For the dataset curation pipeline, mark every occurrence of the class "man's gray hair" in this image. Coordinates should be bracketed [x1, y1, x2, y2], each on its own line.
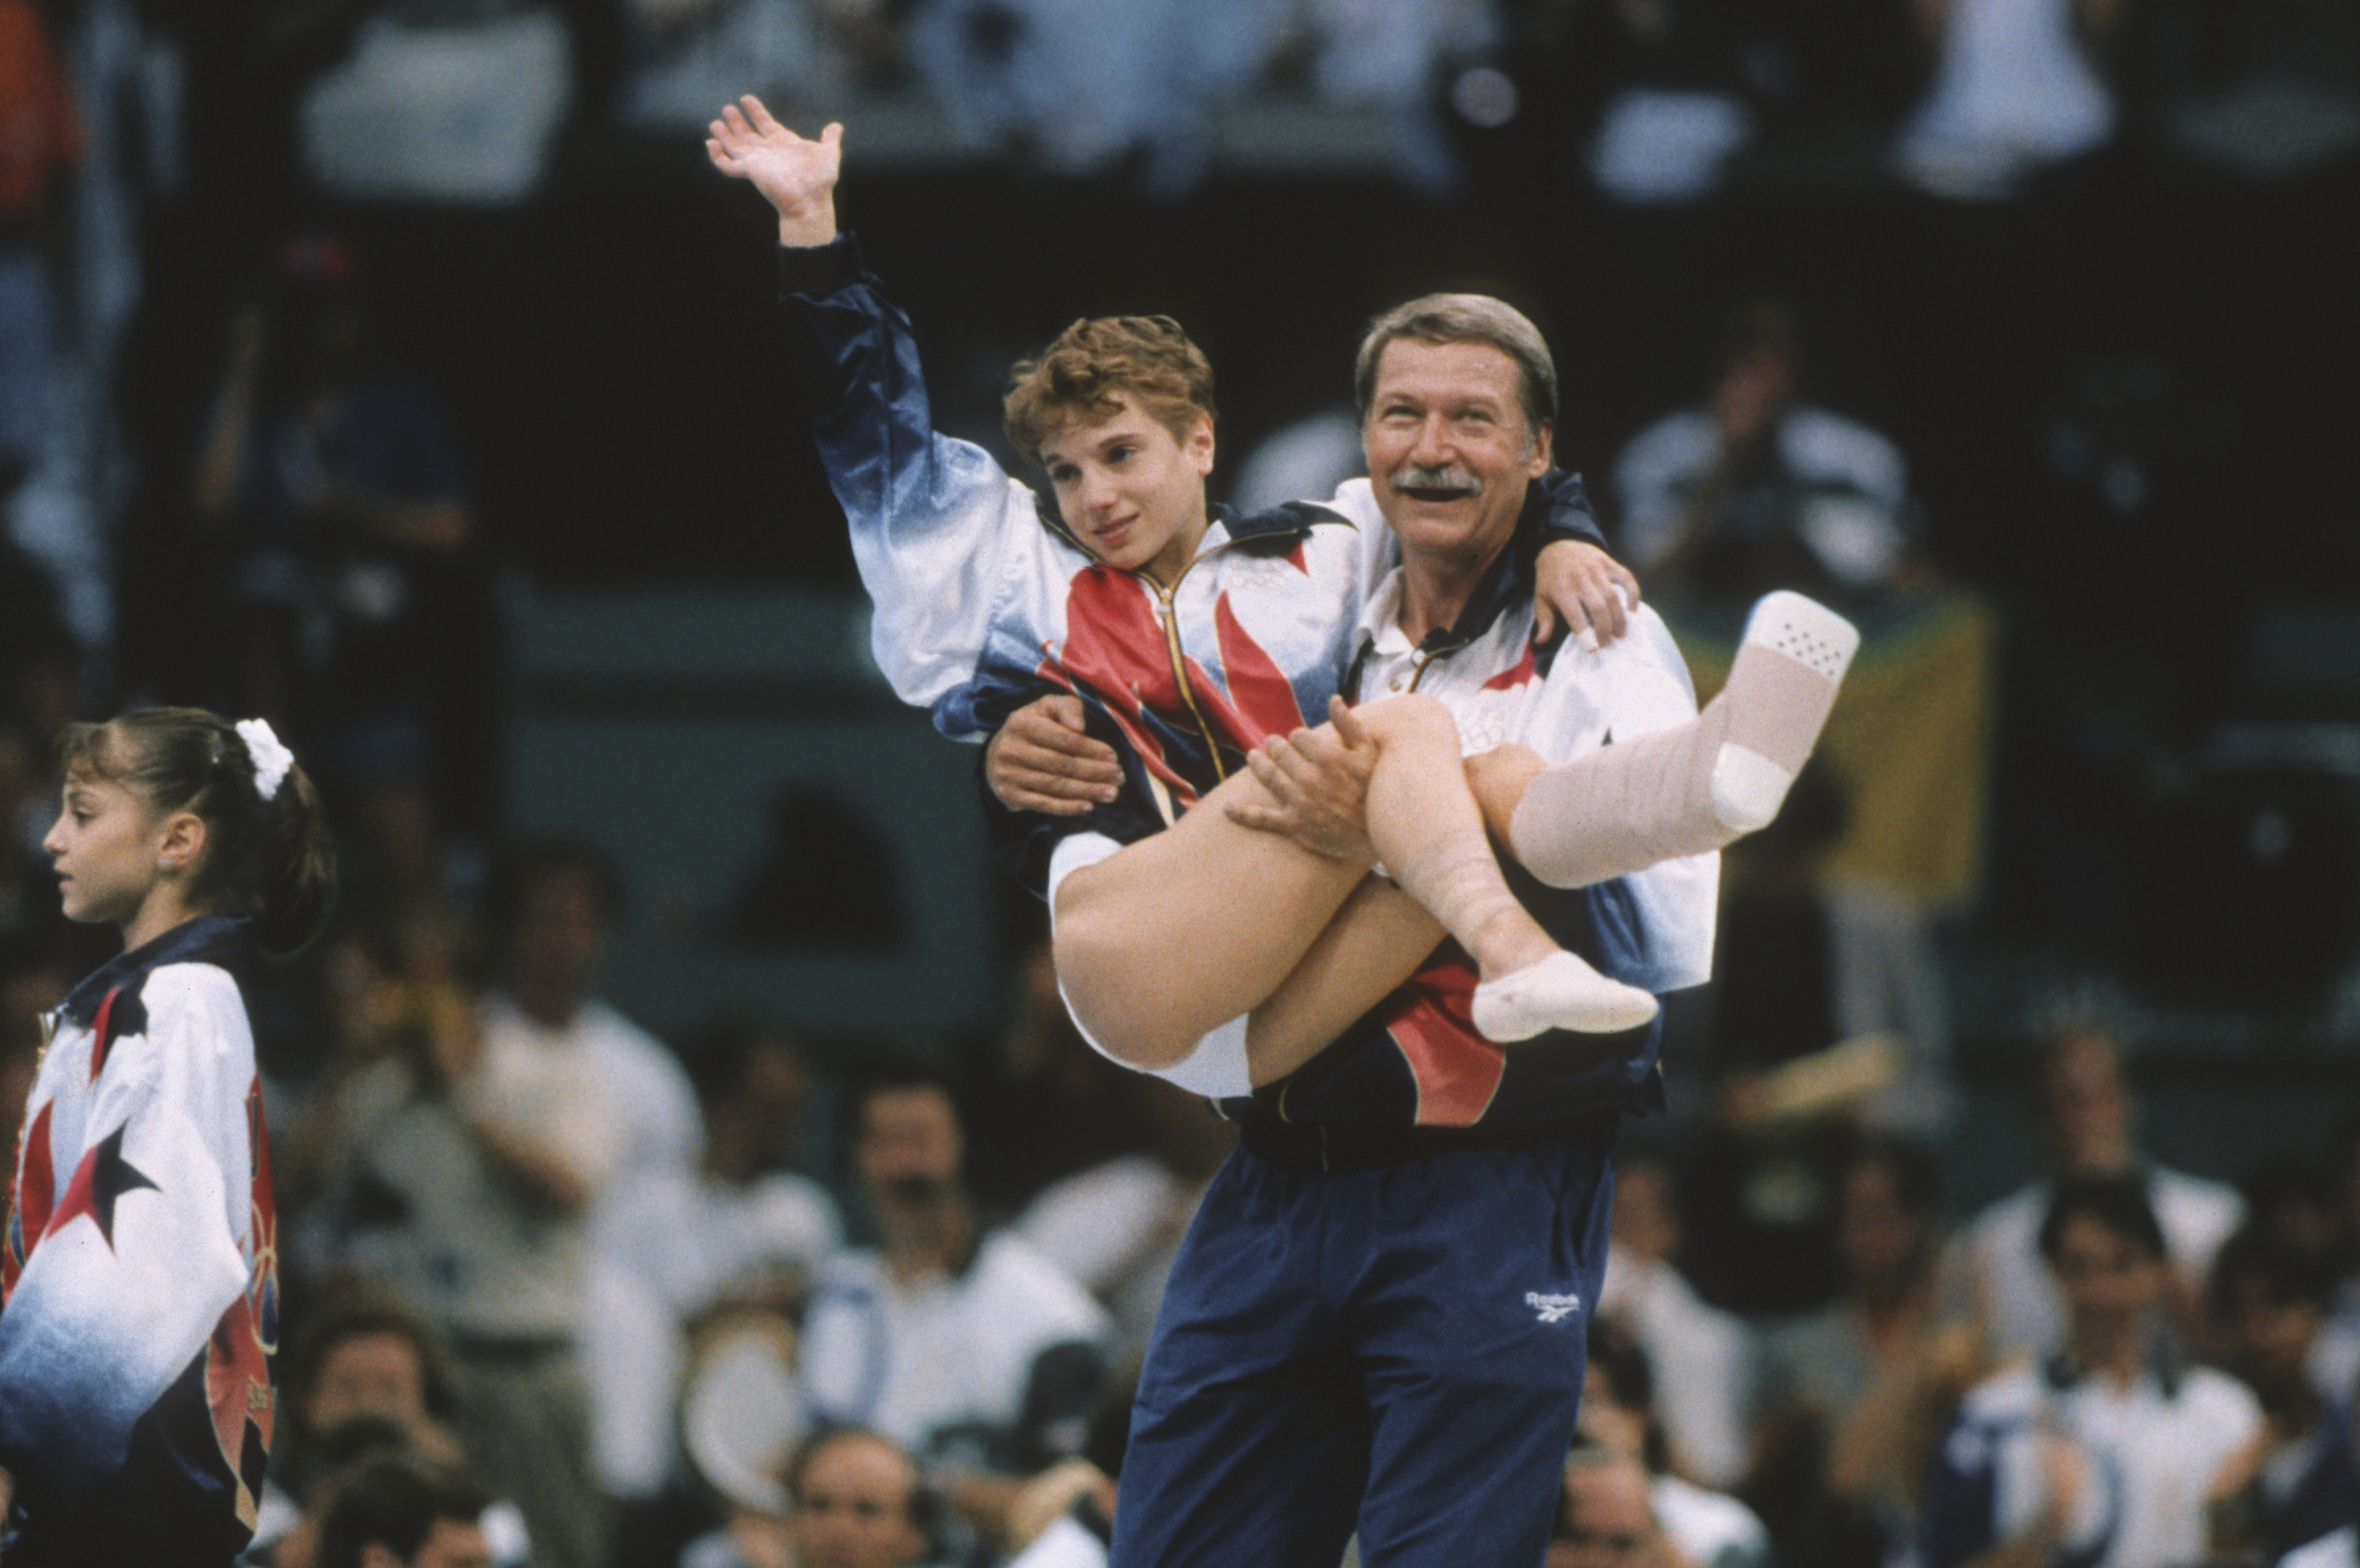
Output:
[1354, 293, 1558, 435]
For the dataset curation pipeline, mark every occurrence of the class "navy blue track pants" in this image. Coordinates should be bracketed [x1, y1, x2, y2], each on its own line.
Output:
[1110, 1133, 1617, 1567]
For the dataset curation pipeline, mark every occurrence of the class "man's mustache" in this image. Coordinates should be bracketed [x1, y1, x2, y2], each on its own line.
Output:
[1389, 464, 1479, 495]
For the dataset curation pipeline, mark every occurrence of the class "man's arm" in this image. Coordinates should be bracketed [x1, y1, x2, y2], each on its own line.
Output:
[1222, 697, 1379, 863]
[988, 689, 1381, 834]
[986, 696, 1121, 817]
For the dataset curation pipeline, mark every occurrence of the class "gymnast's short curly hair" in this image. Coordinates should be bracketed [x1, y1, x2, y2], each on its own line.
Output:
[1003, 315, 1216, 463]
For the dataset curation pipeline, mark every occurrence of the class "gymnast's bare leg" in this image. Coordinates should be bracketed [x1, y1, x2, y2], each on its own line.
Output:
[1052, 693, 1654, 1076]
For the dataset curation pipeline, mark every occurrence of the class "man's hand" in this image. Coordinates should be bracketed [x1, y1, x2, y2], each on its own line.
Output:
[986, 695, 1122, 815]
[705, 95, 843, 247]
[1226, 697, 1378, 864]
[1534, 539, 1639, 649]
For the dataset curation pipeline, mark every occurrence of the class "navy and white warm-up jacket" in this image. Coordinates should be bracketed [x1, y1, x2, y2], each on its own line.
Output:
[1, 917, 278, 1567]
[778, 235, 1609, 869]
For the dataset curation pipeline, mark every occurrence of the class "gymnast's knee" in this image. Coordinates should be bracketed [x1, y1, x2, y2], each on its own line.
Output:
[1051, 908, 1198, 1071]
[1356, 690, 1458, 748]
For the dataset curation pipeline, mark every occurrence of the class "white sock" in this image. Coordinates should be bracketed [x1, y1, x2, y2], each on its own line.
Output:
[1389, 830, 1661, 1040]
[1472, 952, 1660, 1041]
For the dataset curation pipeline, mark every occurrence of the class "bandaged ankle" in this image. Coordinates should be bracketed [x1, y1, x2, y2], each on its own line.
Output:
[1389, 826, 1528, 960]
[1508, 590, 1856, 888]
[1510, 707, 1725, 887]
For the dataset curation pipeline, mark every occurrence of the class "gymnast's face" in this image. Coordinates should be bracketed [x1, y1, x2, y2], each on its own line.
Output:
[1039, 395, 1214, 588]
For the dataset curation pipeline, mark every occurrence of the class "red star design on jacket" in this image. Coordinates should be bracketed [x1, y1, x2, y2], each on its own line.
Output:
[1052, 570, 1312, 808]
[87, 986, 124, 1080]
[48, 1122, 158, 1250]
[208, 1080, 277, 1529]
[3, 1101, 55, 1298]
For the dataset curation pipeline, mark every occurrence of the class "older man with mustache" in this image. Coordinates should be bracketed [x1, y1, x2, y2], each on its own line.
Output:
[989, 294, 1855, 1568]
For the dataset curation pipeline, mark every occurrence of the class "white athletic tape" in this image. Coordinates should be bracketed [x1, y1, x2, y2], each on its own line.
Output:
[1710, 742, 1793, 834]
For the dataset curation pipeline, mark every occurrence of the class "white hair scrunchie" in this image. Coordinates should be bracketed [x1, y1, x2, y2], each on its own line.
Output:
[235, 718, 296, 802]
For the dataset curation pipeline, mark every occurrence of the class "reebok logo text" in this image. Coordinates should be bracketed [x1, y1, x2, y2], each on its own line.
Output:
[1525, 1291, 1582, 1324]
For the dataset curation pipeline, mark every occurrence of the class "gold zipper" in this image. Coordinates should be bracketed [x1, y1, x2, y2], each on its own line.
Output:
[1149, 566, 1228, 786]
[1125, 507, 1353, 793]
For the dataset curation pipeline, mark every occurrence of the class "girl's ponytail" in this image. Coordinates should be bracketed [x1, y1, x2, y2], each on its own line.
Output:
[250, 748, 338, 957]
[58, 708, 339, 956]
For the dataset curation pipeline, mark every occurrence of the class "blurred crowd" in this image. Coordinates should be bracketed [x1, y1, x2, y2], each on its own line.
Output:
[10, 753, 2360, 1568]
[4, 0, 2360, 1565]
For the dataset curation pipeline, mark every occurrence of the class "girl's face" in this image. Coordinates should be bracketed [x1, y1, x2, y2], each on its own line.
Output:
[43, 772, 174, 932]
[1039, 395, 1214, 587]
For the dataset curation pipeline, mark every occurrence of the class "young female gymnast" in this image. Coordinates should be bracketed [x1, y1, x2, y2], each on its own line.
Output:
[708, 100, 1854, 1094]
[0, 708, 336, 1567]
[711, 102, 1655, 1042]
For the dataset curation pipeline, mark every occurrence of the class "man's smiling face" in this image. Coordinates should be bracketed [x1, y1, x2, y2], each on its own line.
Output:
[1362, 336, 1551, 573]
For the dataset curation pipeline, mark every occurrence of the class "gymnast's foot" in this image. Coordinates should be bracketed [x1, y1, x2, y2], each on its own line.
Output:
[1712, 590, 1860, 832]
[1472, 951, 1660, 1041]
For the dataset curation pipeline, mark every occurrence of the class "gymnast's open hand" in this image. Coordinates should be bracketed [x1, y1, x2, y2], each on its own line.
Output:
[706, 94, 843, 247]
[1534, 538, 1639, 650]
